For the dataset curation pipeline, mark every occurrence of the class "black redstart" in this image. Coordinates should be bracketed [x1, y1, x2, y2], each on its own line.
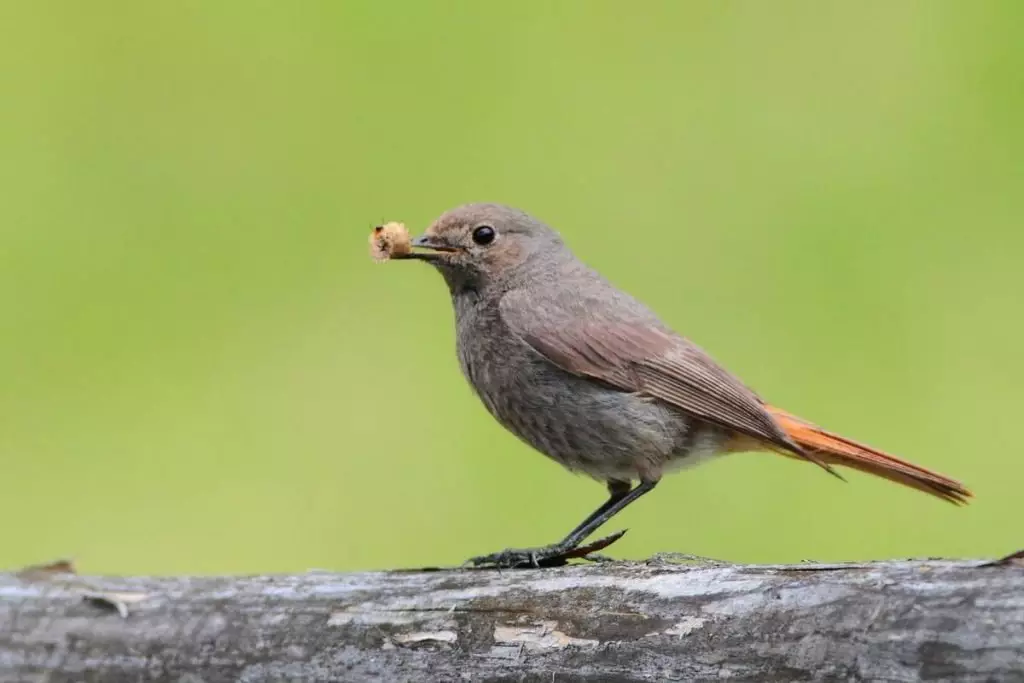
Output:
[387, 203, 971, 568]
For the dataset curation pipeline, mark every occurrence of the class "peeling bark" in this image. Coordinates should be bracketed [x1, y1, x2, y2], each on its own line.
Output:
[1, 559, 1022, 682]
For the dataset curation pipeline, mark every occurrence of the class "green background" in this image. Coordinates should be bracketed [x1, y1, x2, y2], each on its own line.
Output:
[1, 2, 1020, 575]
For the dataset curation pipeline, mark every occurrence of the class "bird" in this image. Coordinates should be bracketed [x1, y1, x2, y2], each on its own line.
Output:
[393, 203, 972, 568]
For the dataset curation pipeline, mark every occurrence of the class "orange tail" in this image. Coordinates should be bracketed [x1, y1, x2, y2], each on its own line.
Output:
[766, 406, 972, 505]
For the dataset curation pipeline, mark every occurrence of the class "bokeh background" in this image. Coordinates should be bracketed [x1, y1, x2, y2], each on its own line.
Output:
[1, 2, 1021, 575]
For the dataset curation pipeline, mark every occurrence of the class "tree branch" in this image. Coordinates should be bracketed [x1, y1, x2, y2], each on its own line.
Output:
[2, 558, 1021, 682]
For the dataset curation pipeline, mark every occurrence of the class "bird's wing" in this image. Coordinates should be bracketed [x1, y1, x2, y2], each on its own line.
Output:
[499, 288, 836, 473]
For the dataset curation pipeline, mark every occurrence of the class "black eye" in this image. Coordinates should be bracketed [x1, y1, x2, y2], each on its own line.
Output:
[472, 225, 496, 246]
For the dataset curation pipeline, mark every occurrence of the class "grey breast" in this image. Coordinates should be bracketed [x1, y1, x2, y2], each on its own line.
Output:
[454, 297, 687, 480]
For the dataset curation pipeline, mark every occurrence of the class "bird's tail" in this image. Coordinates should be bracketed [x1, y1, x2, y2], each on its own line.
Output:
[766, 406, 972, 505]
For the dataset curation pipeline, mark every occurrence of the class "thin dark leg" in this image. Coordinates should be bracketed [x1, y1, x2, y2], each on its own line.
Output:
[559, 479, 631, 541]
[469, 478, 659, 569]
[556, 479, 657, 551]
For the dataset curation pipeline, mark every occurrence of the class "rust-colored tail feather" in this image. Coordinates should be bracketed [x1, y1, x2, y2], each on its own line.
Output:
[766, 406, 972, 505]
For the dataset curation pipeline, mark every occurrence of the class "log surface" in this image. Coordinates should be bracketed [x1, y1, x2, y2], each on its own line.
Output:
[1, 558, 1022, 682]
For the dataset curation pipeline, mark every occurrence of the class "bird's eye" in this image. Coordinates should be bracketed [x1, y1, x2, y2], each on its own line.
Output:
[472, 225, 496, 246]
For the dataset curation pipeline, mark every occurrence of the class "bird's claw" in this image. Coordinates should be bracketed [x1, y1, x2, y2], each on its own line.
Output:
[468, 547, 568, 569]
[467, 530, 628, 570]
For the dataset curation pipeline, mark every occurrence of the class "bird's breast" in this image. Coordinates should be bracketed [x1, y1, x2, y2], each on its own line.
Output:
[454, 308, 702, 479]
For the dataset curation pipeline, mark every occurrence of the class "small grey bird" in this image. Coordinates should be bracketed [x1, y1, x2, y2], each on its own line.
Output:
[396, 203, 970, 568]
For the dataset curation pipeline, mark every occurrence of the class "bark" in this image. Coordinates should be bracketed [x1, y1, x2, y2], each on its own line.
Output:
[1, 557, 1022, 682]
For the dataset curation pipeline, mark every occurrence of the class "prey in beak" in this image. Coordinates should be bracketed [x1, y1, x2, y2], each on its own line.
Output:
[369, 221, 461, 263]
[368, 222, 464, 262]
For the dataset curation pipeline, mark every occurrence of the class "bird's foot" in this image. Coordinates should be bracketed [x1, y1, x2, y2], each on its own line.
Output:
[467, 530, 627, 569]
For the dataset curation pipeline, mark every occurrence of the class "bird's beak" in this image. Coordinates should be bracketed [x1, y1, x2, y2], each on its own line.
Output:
[403, 234, 461, 261]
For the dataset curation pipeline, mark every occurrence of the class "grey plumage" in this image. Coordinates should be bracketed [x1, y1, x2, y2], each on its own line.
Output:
[416, 203, 787, 480]
[399, 202, 969, 567]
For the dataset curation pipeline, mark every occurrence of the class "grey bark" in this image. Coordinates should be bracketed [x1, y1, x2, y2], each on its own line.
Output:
[1, 558, 1022, 682]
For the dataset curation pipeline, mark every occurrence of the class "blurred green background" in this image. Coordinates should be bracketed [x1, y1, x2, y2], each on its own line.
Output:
[1, 2, 1020, 575]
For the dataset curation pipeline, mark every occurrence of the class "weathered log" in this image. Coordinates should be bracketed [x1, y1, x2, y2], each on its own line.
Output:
[1, 557, 1022, 682]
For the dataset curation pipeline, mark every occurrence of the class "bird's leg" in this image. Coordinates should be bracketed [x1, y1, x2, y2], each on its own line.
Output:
[469, 479, 659, 569]
[558, 479, 633, 543]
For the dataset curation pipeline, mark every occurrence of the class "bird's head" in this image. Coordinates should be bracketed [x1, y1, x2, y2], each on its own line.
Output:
[403, 203, 569, 295]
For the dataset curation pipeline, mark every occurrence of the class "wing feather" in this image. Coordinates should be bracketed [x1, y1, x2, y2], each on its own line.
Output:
[500, 290, 839, 475]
